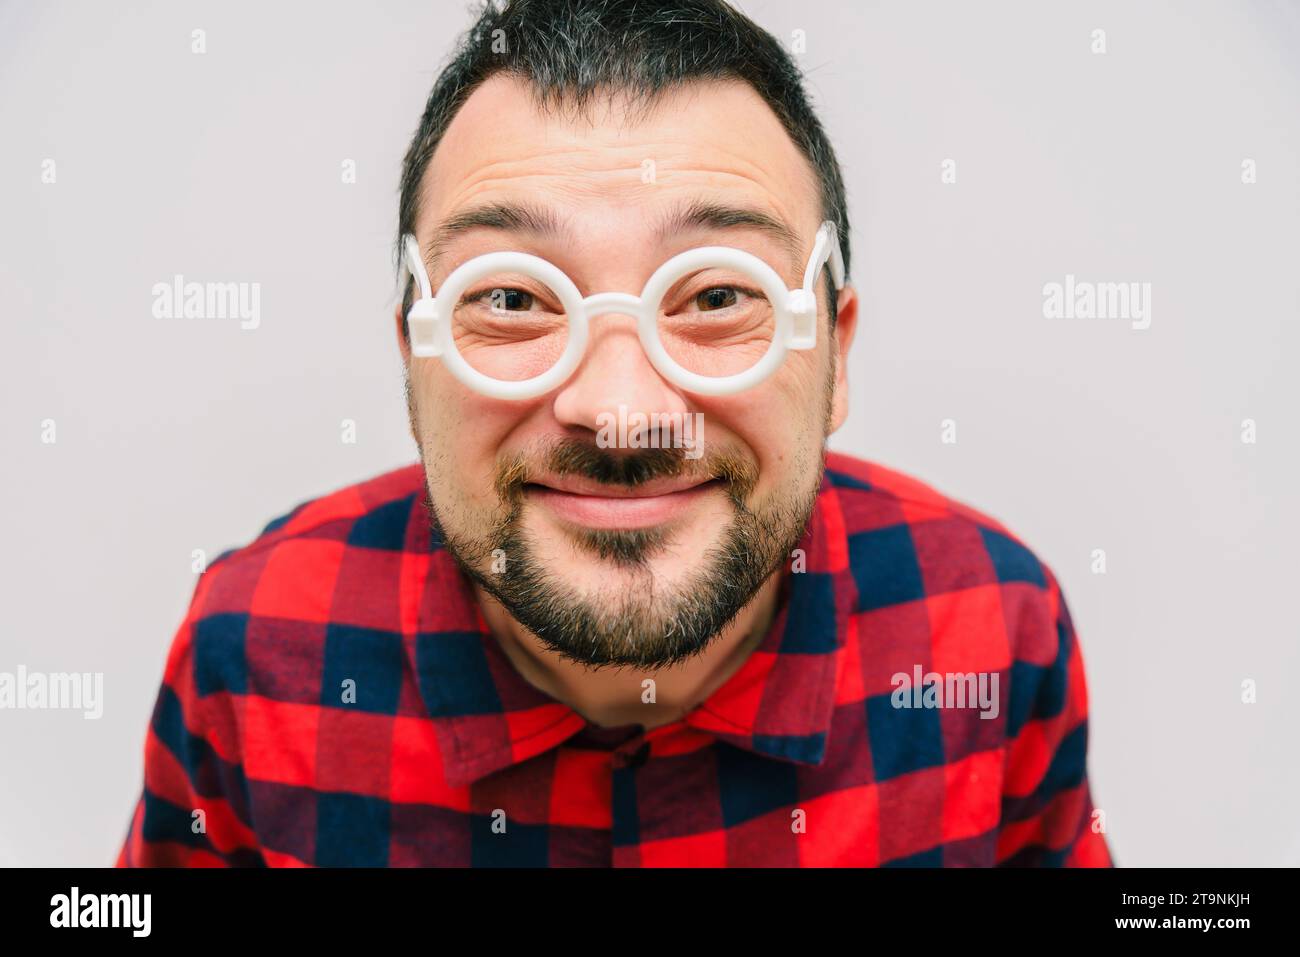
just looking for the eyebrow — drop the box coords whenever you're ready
[425,201,569,277]
[653,199,805,277]
[421,198,806,280]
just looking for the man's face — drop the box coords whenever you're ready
[400,75,856,669]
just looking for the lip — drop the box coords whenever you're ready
[524,476,722,529]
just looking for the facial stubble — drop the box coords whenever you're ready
[405,362,834,670]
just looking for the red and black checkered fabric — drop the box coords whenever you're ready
[116,451,1113,867]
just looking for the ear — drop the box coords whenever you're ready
[394,301,420,446]
[827,284,859,435]
[394,300,411,364]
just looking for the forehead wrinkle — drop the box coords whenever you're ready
[422,75,822,243]
[421,160,819,284]
[423,126,818,277]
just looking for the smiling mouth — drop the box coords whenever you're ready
[523,477,725,529]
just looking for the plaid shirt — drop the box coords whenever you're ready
[116,451,1113,867]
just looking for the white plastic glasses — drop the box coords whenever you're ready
[400,220,846,400]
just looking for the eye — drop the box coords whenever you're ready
[486,287,534,312]
[695,286,738,311]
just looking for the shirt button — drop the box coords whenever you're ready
[611,738,650,770]
[626,742,651,768]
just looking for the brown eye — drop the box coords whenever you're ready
[696,287,738,311]
[489,288,535,312]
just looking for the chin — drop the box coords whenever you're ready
[530,509,724,572]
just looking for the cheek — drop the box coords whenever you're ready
[708,369,822,496]
[753,354,826,439]
[759,362,830,489]
[408,371,507,508]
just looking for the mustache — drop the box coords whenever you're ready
[493,437,758,505]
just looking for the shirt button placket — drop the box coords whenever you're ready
[610,737,649,866]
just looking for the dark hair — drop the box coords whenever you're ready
[396,0,850,330]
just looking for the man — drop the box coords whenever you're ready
[118,0,1111,867]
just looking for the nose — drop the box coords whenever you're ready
[551,293,691,438]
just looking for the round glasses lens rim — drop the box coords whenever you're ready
[434,250,586,392]
[638,245,791,385]
[426,245,794,392]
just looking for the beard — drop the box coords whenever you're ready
[405,350,836,670]
[421,434,824,670]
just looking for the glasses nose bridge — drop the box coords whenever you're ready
[569,289,670,395]
[580,291,644,322]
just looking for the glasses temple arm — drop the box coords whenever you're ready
[801,221,846,294]
[402,234,433,302]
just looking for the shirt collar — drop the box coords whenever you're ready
[406,471,854,789]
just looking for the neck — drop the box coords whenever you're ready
[472,571,785,731]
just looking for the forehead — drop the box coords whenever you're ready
[418,74,822,251]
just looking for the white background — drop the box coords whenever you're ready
[2,0,1297,867]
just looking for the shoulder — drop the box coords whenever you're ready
[823,451,1066,665]
[170,464,429,696]
[198,462,427,598]
[824,449,1057,590]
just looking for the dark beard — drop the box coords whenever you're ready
[425,438,823,669]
